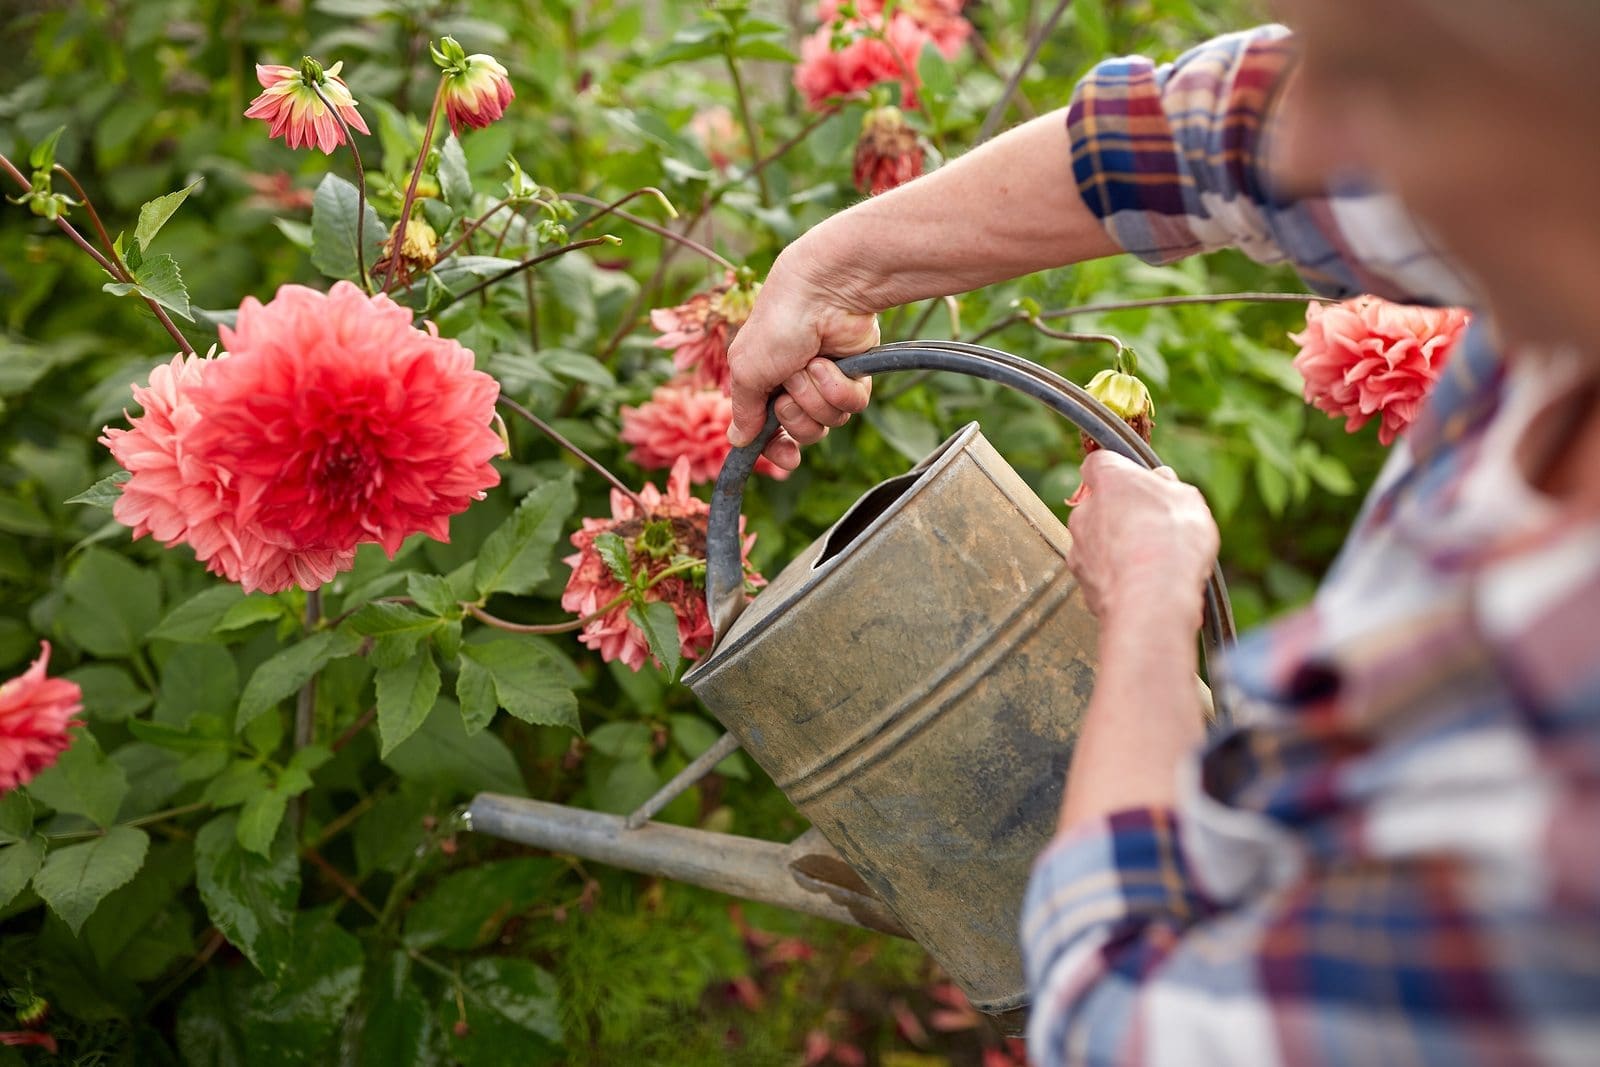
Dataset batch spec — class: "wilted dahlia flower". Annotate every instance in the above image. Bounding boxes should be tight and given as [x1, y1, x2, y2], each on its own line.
[853, 106, 923, 195]
[1291, 297, 1472, 446]
[244, 58, 370, 154]
[619, 383, 791, 483]
[0, 643, 83, 793]
[649, 272, 760, 393]
[561, 457, 761, 671]
[433, 36, 515, 136]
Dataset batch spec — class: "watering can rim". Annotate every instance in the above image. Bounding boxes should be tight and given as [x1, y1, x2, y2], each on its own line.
[681, 419, 987, 686]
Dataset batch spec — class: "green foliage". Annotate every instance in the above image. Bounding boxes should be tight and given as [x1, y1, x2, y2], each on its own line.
[0, 0, 1376, 1060]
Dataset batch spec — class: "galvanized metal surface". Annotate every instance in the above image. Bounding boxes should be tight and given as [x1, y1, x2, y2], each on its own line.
[467, 793, 909, 938]
[686, 424, 1095, 1017]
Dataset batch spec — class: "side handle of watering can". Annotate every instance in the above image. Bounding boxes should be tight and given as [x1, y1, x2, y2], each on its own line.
[705, 339, 1236, 719]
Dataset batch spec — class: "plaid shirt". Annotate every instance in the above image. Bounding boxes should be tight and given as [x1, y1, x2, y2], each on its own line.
[1023, 26, 1600, 1067]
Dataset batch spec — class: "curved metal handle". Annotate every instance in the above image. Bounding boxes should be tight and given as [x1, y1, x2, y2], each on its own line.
[706, 340, 1236, 717]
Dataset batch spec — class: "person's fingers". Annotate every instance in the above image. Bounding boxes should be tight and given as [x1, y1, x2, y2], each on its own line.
[729, 336, 806, 447]
[1154, 465, 1179, 481]
[775, 396, 831, 445]
[761, 428, 802, 471]
[783, 368, 852, 428]
[805, 358, 872, 414]
[1078, 448, 1140, 489]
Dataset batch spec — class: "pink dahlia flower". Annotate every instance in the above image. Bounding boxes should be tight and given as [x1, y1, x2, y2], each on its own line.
[100, 352, 357, 593]
[190, 281, 504, 558]
[649, 272, 759, 393]
[441, 52, 515, 136]
[853, 106, 923, 195]
[561, 457, 762, 671]
[1291, 297, 1472, 446]
[795, 1, 969, 112]
[0, 643, 83, 793]
[245, 59, 370, 154]
[620, 383, 791, 483]
[689, 106, 745, 172]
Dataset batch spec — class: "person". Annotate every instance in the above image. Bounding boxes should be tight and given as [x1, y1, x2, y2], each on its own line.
[725, 0, 1600, 1062]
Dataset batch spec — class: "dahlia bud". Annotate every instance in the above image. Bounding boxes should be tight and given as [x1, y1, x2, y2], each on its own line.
[375, 215, 439, 287]
[433, 36, 515, 135]
[852, 106, 923, 196]
[15, 996, 48, 1030]
[1081, 367, 1155, 448]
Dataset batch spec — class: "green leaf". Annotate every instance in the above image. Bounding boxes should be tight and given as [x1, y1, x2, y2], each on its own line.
[593, 531, 632, 584]
[201, 760, 270, 808]
[459, 640, 579, 731]
[375, 650, 442, 756]
[472, 478, 578, 598]
[29, 125, 65, 171]
[629, 601, 682, 677]
[216, 596, 291, 633]
[32, 826, 149, 935]
[539, 348, 615, 388]
[65, 663, 150, 722]
[1304, 450, 1357, 495]
[0, 792, 32, 844]
[438, 134, 473, 215]
[447, 958, 564, 1064]
[235, 791, 289, 857]
[155, 643, 239, 728]
[58, 546, 161, 657]
[383, 697, 523, 796]
[346, 601, 440, 640]
[65, 470, 129, 510]
[732, 38, 797, 62]
[26, 731, 127, 828]
[917, 40, 955, 99]
[587, 721, 652, 760]
[194, 813, 300, 979]
[669, 713, 746, 780]
[356, 953, 434, 1067]
[403, 858, 561, 950]
[310, 172, 384, 282]
[102, 252, 194, 321]
[150, 585, 248, 642]
[590, 755, 659, 815]
[406, 572, 458, 617]
[0, 837, 44, 908]
[135, 179, 203, 252]
[237, 630, 362, 732]
[455, 652, 498, 734]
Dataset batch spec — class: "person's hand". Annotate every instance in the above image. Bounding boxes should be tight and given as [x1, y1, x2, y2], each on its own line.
[727, 245, 877, 471]
[1065, 450, 1219, 628]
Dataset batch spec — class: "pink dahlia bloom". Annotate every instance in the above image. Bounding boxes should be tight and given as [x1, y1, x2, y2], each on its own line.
[561, 457, 762, 671]
[441, 52, 515, 135]
[689, 106, 745, 172]
[245, 60, 370, 154]
[100, 353, 357, 593]
[649, 272, 759, 393]
[191, 282, 504, 558]
[620, 383, 791, 483]
[1291, 297, 1472, 446]
[796, 1, 969, 112]
[0, 642, 83, 793]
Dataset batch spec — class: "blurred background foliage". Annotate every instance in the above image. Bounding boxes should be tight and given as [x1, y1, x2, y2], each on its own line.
[0, 0, 1385, 1064]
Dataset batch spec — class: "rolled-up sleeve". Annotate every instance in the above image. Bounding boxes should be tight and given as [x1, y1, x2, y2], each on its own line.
[1066, 27, 1476, 307]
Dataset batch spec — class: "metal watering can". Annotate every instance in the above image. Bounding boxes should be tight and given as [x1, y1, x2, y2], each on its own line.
[468, 341, 1235, 1034]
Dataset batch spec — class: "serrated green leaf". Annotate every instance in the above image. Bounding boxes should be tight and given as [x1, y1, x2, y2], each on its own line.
[346, 601, 439, 639]
[376, 651, 441, 756]
[732, 38, 797, 62]
[593, 531, 632, 585]
[32, 826, 149, 934]
[65, 663, 150, 722]
[150, 585, 249, 642]
[629, 600, 682, 677]
[435, 617, 462, 662]
[135, 179, 203, 252]
[455, 653, 498, 734]
[26, 731, 127, 828]
[64, 470, 129, 510]
[194, 813, 299, 979]
[446, 958, 563, 1063]
[590, 754, 659, 815]
[459, 640, 579, 731]
[310, 173, 383, 282]
[155, 642, 239, 728]
[438, 134, 472, 215]
[669, 713, 746, 780]
[403, 858, 560, 950]
[102, 252, 194, 321]
[355, 952, 434, 1067]
[539, 348, 615, 388]
[59, 546, 161, 657]
[0, 836, 44, 908]
[383, 697, 523, 796]
[0, 792, 32, 844]
[472, 478, 578, 598]
[588, 721, 652, 760]
[201, 760, 271, 808]
[917, 40, 955, 98]
[216, 596, 290, 633]
[406, 572, 458, 617]
[236, 630, 362, 732]
[235, 790, 289, 856]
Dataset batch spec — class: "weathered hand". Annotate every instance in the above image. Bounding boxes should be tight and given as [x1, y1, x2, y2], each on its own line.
[726, 246, 876, 471]
[1065, 450, 1219, 628]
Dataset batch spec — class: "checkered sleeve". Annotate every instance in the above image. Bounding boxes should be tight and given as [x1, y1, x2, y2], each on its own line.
[1066, 27, 1475, 305]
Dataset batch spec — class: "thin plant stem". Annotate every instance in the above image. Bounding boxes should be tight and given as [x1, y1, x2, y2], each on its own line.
[43, 801, 211, 843]
[976, 0, 1074, 144]
[306, 846, 382, 920]
[724, 108, 836, 193]
[563, 193, 735, 271]
[723, 53, 771, 207]
[1025, 318, 1126, 357]
[497, 394, 646, 510]
[967, 291, 1337, 345]
[427, 236, 619, 312]
[309, 781, 391, 849]
[385, 77, 446, 291]
[567, 186, 677, 231]
[331, 705, 377, 753]
[310, 82, 374, 292]
[50, 166, 118, 267]
[432, 195, 515, 261]
[144, 929, 226, 1014]
[467, 559, 702, 635]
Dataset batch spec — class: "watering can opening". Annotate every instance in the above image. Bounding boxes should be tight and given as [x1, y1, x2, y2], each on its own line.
[814, 424, 973, 570]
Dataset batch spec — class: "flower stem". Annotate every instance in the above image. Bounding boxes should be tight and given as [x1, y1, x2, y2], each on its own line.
[567, 186, 678, 229]
[385, 77, 447, 292]
[496, 394, 647, 511]
[720, 108, 836, 196]
[427, 235, 620, 311]
[976, 0, 1074, 144]
[967, 291, 1339, 345]
[310, 83, 373, 293]
[43, 800, 211, 843]
[562, 193, 736, 271]
[432, 195, 516, 262]
[1025, 318, 1126, 358]
[723, 53, 771, 207]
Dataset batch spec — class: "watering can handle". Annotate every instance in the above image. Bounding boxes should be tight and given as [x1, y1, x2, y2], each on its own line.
[705, 339, 1237, 714]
